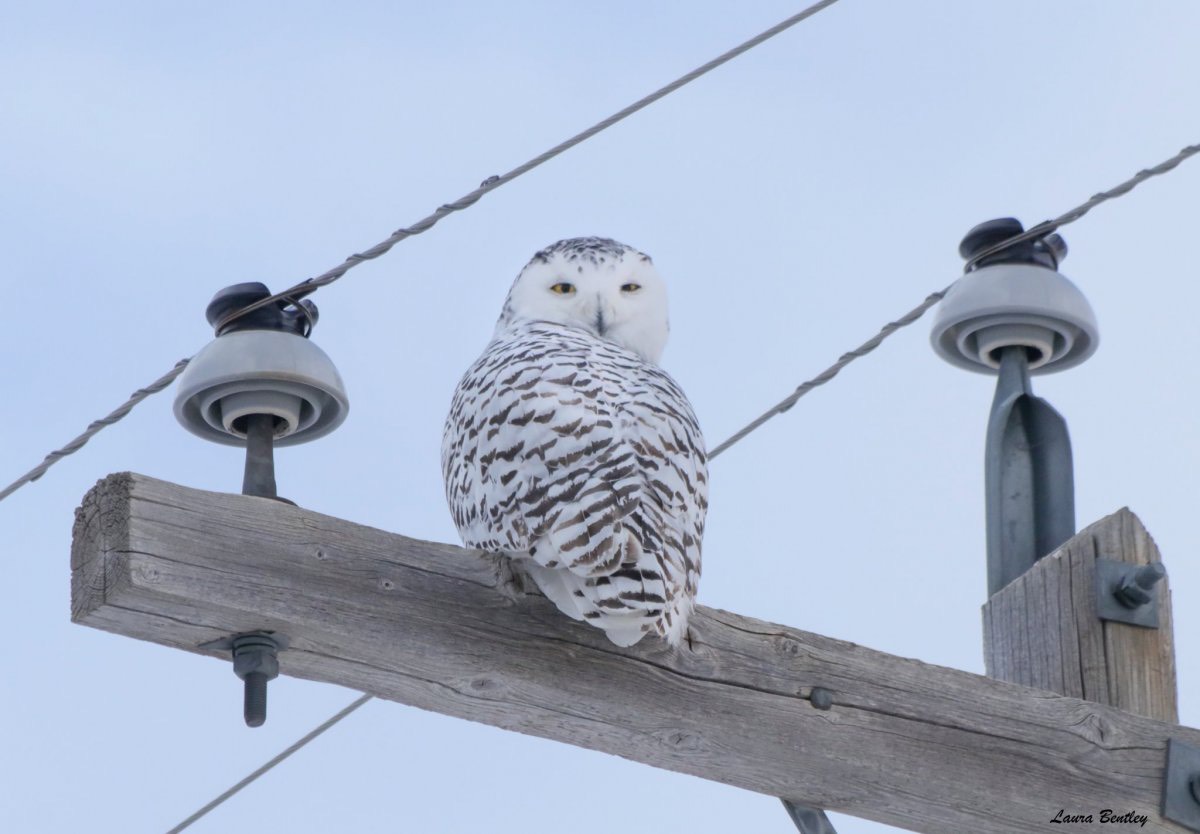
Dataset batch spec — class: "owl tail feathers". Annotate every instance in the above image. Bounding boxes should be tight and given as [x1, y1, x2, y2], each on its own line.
[521, 561, 591, 622]
[520, 560, 688, 648]
[596, 616, 650, 648]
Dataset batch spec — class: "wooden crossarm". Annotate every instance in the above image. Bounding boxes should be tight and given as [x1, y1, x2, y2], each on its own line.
[72, 473, 1200, 833]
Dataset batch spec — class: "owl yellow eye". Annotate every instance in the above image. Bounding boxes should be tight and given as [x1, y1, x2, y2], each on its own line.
[549, 282, 576, 295]
[620, 282, 642, 293]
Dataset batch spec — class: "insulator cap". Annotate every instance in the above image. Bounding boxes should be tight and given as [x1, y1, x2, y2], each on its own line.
[931, 219, 1099, 374]
[959, 217, 1067, 271]
[174, 284, 349, 447]
[207, 282, 318, 337]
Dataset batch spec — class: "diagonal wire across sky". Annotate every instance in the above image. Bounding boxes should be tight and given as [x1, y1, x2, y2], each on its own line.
[0, 0, 842, 504]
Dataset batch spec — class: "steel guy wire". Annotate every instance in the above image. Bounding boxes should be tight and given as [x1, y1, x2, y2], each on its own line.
[0, 0, 842, 507]
[160, 134, 1200, 833]
[165, 694, 373, 834]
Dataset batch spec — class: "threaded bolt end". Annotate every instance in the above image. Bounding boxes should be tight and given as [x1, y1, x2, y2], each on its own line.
[230, 632, 282, 728]
[243, 672, 269, 728]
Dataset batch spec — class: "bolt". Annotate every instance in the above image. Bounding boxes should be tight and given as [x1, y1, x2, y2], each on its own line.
[1190, 773, 1200, 806]
[232, 633, 281, 727]
[810, 687, 834, 711]
[1113, 562, 1166, 609]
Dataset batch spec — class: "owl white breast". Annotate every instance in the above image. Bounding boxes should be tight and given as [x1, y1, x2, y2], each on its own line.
[442, 237, 707, 647]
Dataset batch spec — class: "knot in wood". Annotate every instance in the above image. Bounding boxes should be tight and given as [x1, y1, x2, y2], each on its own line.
[469, 677, 501, 693]
[1073, 710, 1113, 744]
[657, 729, 704, 752]
[775, 636, 802, 657]
[132, 563, 161, 584]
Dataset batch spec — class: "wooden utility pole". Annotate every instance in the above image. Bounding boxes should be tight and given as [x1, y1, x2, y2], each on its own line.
[982, 508, 1193, 828]
[73, 473, 1200, 833]
[983, 507, 1177, 721]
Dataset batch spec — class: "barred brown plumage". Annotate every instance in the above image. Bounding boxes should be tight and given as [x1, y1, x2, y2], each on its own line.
[442, 240, 707, 646]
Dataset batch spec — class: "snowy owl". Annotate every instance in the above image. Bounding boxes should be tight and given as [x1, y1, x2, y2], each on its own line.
[442, 237, 708, 647]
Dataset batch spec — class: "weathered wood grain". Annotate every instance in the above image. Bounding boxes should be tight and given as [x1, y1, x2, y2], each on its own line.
[73, 474, 1199, 833]
[983, 508, 1178, 722]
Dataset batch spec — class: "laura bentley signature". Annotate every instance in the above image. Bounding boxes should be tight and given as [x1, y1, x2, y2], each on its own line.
[1050, 809, 1149, 826]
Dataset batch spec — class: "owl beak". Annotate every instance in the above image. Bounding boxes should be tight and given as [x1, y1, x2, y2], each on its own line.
[589, 293, 618, 338]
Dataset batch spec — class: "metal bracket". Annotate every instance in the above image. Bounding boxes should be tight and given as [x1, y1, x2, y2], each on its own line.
[1163, 739, 1200, 830]
[781, 800, 838, 834]
[1095, 559, 1165, 628]
[984, 346, 1075, 596]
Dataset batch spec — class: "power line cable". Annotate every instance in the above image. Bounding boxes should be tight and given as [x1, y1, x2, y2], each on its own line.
[709, 142, 1200, 459]
[161, 135, 1200, 831]
[0, 0, 842, 506]
[0, 359, 191, 502]
[964, 143, 1200, 269]
[707, 287, 950, 459]
[213, 0, 844, 331]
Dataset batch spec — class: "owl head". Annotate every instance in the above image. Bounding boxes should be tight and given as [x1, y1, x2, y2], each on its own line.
[496, 237, 669, 363]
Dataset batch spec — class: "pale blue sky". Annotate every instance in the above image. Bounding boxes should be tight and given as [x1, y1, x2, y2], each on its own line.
[3, 2, 1200, 832]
